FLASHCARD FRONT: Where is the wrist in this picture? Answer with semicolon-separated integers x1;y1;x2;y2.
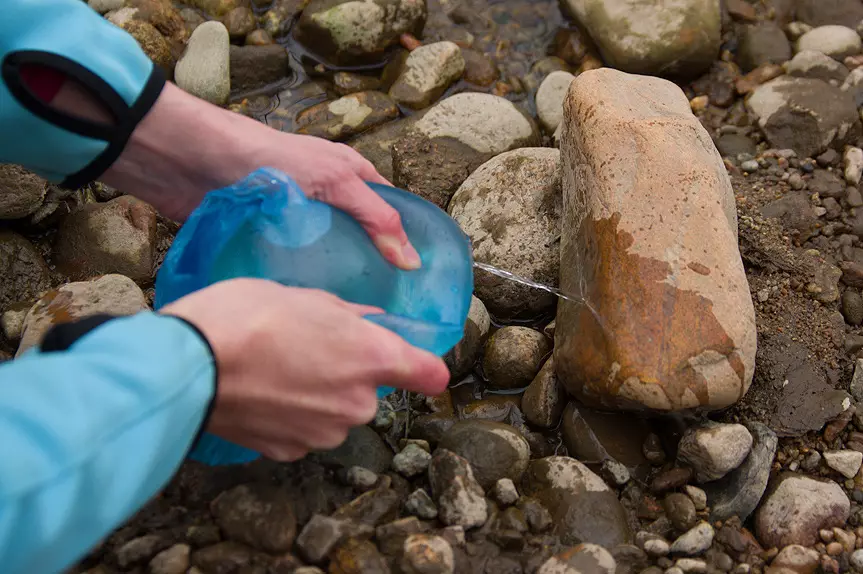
100;82;261;221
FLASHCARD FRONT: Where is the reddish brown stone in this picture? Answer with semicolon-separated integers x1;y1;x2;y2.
554;69;756;413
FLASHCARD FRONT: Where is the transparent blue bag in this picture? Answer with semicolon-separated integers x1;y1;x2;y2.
154;167;473;465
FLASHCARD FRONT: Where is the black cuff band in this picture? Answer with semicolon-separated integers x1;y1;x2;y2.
167;315;221;452
1;51;166;189
39;313;118;352
39;312;221;459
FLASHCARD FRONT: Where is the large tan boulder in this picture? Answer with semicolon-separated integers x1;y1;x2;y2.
553;68;756;412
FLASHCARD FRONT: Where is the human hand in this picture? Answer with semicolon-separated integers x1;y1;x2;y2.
160;278;449;461
99;82;421;269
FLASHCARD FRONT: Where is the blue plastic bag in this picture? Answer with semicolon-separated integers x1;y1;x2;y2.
154;167;473;465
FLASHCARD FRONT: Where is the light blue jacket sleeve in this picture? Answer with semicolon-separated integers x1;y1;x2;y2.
0;312;216;574
0;0;165;187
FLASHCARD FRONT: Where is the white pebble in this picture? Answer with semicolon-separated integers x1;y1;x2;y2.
845;146;863;186
823;449;863;479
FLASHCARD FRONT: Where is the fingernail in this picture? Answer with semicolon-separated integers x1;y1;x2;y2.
400;243;421;270
378;236;421;269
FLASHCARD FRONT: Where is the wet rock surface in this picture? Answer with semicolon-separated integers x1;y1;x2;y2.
448;147;561;319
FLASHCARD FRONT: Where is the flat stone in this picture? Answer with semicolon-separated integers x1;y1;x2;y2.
558;0;721;78
554;68;756;412
523;456;631;547
389;41;465;109
294;0;426;66
229;44;289;92
448;148;561;319
755;473;850;547
822;450;863;479
438;420;531;489
670;522;714;556
211;483;297;553
796;25;862;61
747;75;860;167
393;92;539;209
295;91;399;142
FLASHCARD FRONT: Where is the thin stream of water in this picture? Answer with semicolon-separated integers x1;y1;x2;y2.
472;261;606;328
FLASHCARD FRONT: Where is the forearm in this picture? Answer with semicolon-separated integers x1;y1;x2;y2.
0;312;215;574
99;82;263;221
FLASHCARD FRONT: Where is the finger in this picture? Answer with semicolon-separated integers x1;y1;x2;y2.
358;321;450;395
324;175;421;271
355;158;392;187
343;302;385;316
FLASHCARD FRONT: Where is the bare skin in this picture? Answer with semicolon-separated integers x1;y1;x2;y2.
47;78;447;460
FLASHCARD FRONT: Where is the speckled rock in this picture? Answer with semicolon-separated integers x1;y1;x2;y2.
0;165;47;220
175;21;230;105
536;71;576;133
17;275;147;356
428;449;488;529
522;358;567;429
53;196;157;284
747;75;861;159
523;456;631;547
389;41;465;109
438;420;531;489
670;522;714;556
755;474;850;547
448;148;561;319
554;68;756;412
393;92;540;209
121;20;175;75
559;0;721;77
295;0;426;66
676;422;753;483
796;26;862;61
483;326;551;390
392;443;432;478
0;232;50;314
295;91;399;141
536;544;617;574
